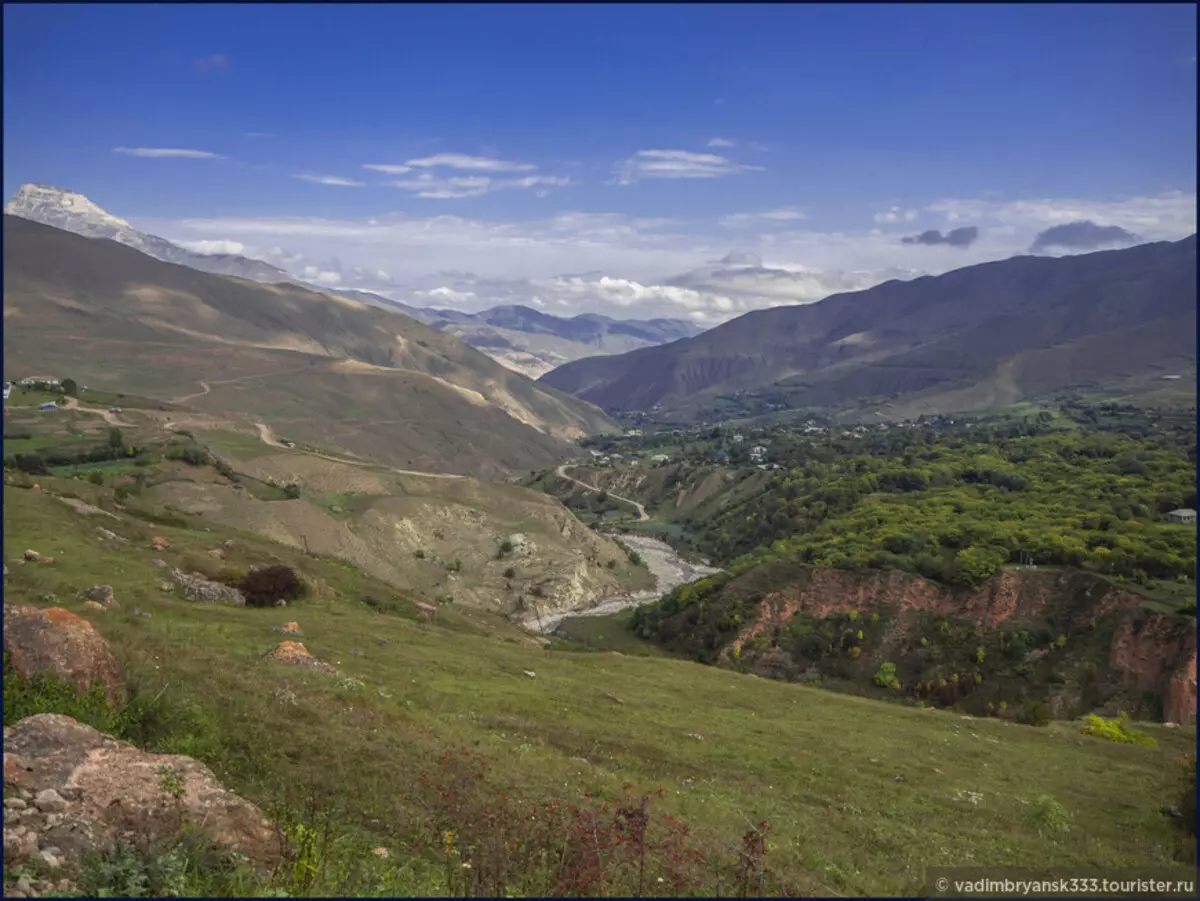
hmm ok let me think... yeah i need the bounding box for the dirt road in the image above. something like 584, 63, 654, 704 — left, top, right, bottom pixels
62, 396, 133, 427
555, 463, 649, 521
251, 421, 465, 480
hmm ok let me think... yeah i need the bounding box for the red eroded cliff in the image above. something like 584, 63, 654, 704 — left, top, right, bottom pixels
730, 568, 1144, 651
1109, 611, 1198, 725
723, 567, 1195, 722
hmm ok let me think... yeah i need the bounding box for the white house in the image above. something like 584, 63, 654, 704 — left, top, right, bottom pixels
650, 453, 670, 464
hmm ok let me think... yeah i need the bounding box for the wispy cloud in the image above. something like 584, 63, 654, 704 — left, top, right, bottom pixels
612, 149, 763, 184
720, 207, 806, 228
386, 172, 569, 199
406, 153, 537, 172
873, 206, 918, 224
293, 173, 365, 187
707, 137, 736, 148
194, 53, 228, 73
363, 164, 413, 174
113, 146, 225, 159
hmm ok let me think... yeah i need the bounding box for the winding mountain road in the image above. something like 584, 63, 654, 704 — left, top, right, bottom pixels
555, 463, 649, 521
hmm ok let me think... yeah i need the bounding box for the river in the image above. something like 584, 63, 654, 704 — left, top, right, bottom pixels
524, 532, 721, 634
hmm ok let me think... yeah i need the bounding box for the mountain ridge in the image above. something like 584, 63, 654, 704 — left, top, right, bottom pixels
539, 235, 1198, 419
2, 214, 617, 478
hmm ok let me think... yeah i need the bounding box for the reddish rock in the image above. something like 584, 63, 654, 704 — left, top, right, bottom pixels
150, 536, 170, 551
414, 601, 438, 621
1109, 611, 1197, 725
3, 714, 282, 870
83, 601, 106, 613
277, 621, 301, 635
207, 548, 226, 560
3, 606, 125, 707
726, 568, 1144, 659
264, 641, 336, 674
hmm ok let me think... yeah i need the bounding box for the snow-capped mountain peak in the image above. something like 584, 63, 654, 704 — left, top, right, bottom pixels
6, 183, 134, 232
4, 182, 290, 284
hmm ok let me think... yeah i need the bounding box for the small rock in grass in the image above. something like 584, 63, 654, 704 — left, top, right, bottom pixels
34, 790, 67, 813
83, 585, 116, 608
150, 536, 170, 551
372, 847, 389, 858
5, 797, 28, 810
523, 670, 536, 679
23, 550, 40, 562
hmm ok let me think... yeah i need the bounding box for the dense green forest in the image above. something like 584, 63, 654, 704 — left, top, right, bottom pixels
683, 428, 1196, 589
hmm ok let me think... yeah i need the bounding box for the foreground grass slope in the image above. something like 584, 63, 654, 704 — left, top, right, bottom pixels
3, 480, 1194, 896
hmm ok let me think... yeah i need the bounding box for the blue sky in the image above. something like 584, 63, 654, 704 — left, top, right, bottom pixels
4, 3, 1196, 321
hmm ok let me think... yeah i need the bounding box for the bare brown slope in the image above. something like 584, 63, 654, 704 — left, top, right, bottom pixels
2, 216, 616, 476
540, 236, 1197, 417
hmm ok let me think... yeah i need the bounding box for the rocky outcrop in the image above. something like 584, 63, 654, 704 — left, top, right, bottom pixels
3, 606, 125, 707
1109, 611, 1197, 725
3, 714, 282, 870
168, 567, 246, 606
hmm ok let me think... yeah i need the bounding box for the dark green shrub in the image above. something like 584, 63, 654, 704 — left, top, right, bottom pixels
503, 566, 516, 579
1021, 700, 1053, 727
237, 565, 305, 608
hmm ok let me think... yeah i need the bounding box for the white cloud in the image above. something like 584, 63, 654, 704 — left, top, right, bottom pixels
406, 153, 537, 173
386, 172, 569, 200
926, 191, 1197, 241
113, 147, 225, 159
363, 164, 413, 174
176, 239, 248, 256
707, 137, 736, 147
721, 207, 807, 228
293, 173, 365, 187
612, 149, 764, 184
873, 206, 918, 224
142, 185, 1195, 325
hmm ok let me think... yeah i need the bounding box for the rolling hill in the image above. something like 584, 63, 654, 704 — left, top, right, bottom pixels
540, 236, 1198, 420
2, 215, 617, 477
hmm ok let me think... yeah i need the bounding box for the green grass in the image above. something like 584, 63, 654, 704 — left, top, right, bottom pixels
3, 480, 1195, 896
552, 609, 672, 657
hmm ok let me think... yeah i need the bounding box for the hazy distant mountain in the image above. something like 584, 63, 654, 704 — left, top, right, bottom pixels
5, 183, 292, 284
416, 304, 704, 379
540, 235, 1197, 420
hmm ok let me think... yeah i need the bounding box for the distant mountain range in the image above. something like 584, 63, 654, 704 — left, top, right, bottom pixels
4, 184, 703, 378
540, 235, 1197, 421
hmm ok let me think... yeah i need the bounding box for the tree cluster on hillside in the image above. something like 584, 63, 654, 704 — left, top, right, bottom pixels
668, 427, 1197, 589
